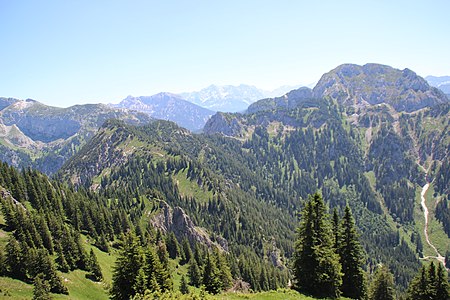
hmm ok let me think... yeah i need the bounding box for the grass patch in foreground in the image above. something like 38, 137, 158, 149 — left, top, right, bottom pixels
213, 289, 344, 300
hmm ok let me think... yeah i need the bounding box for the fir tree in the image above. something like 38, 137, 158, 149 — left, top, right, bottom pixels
33, 273, 52, 300
180, 275, 189, 295
180, 238, 193, 265
31, 249, 68, 294
332, 207, 340, 250
338, 205, 367, 299
143, 246, 172, 293
188, 258, 202, 287
5, 236, 26, 280
87, 248, 103, 281
110, 233, 143, 300
292, 192, 342, 298
214, 249, 233, 291
369, 265, 395, 300
435, 262, 450, 300
202, 252, 221, 294
408, 266, 430, 300
165, 232, 180, 259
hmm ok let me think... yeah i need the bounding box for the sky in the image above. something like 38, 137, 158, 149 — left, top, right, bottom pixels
1, 0, 449, 107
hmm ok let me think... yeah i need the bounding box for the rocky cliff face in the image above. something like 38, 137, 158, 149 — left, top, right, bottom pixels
312, 63, 448, 112
202, 112, 245, 136
246, 87, 313, 114
150, 200, 228, 251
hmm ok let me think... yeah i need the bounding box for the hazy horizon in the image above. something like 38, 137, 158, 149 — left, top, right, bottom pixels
1, 0, 449, 107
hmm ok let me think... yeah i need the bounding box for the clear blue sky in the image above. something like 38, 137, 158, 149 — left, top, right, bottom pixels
1, 0, 449, 107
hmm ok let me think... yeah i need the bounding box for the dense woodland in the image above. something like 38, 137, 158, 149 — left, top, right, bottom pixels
0, 95, 449, 299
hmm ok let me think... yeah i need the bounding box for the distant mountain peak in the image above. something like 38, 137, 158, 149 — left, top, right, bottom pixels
180, 84, 301, 113
313, 63, 448, 112
113, 93, 214, 131
426, 75, 450, 94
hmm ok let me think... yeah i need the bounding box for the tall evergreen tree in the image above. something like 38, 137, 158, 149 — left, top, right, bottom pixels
338, 205, 367, 299
165, 232, 180, 259
292, 192, 342, 298
202, 252, 221, 294
408, 265, 430, 300
87, 248, 103, 282
110, 233, 143, 300
332, 207, 340, 250
188, 258, 202, 287
31, 249, 68, 294
435, 262, 450, 300
143, 246, 172, 293
214, 249, 233, 291
33, 273, 52, 300
368, 265, 395, 300
179, 275, 189, 295
180, 238, 193, 265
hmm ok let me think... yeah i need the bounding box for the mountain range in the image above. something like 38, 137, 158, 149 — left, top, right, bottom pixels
112, 93, 214, 132
0, 98, 151, 174
426, 75, 450, 94
0, 63, 449, 298
62, 63, 448, 289
180, 84, 300, 112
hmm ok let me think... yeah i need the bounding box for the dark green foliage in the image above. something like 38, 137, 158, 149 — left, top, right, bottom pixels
435, 195, 450, 237
292, 192, 342, 298
166, 232, 180, 259
407, 262, 450, 300
338, 206, 367, 299
33, 273, 52, 300
143, 246, 172, 292
214, 249, 233, 291
188, 259, 202, 287
180, 275, 189, 295
202, 253, 221, 295
87, 249, 103, 281
369, 265, 395, 300
435, 263, 450, 300
30, 249, 68, 294
5, 236, 26, 280
110, 233, 143, 300
180, 238, 193, 265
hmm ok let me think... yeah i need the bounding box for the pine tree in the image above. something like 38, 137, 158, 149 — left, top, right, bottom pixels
202, 252, 221, 294
180, 238, 193, 265
408, 266, 430, 300
332, 207, 340, 250
292, 192, 342, 298
180, 275, 189, 295
435, 262, 450, 300
33, 273, 52, 300
369, 265, 395, 300
214, 249, 233, 291
87, 249, 103, 281
165, 232, 180, 259
31, 249, 68, 294
143, 246, 172, 293
338, 205, 367, 299
5, 236, 27, 280
188, 258, 202, 287
110, 233, 143, 300
55, 242, 70, 273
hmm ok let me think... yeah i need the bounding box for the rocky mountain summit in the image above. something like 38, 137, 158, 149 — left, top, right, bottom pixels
113, 93, 214, 132
181, 84, 300, 113
313, 63, 448, 112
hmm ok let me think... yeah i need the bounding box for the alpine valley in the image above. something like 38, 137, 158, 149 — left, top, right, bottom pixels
0, 63, 449, 300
